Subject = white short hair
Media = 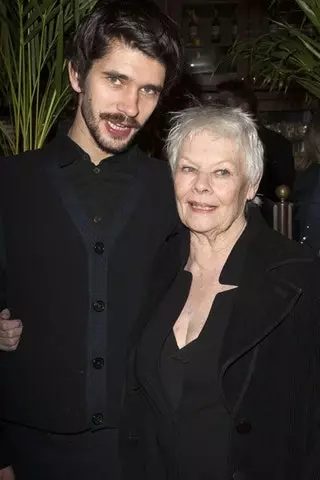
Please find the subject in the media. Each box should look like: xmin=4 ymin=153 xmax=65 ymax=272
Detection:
xmin=165 ymin=104 xmax=264 ymax=185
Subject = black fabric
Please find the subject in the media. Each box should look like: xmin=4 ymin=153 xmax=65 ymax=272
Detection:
xmin=0 ymin=134 xmax=186 ymax=476
xmin=2 ymin=424 xmax=120 ymax=480
xmin=125 ymin=207 xmax=320 ymax=480
xmin=62 ymin=136 xmax=138 ymax=227
xmin=140 ymin=222 xmax=245 ymax=480
xmin=159 ymin=291 xmax=236 ymax=480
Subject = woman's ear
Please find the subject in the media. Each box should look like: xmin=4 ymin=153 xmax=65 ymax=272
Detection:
xmin=246 ymin=181 xmax=260 ymax=202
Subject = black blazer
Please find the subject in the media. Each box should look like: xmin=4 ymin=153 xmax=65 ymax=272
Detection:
xmin=0 ymin=136 xmax=186 ymax=443
xmin=122 ymin=208 xmax=320 ymax=480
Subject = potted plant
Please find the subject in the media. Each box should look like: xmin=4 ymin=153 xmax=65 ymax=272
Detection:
xmin=0 ymin=0 xmax=96 ymax=156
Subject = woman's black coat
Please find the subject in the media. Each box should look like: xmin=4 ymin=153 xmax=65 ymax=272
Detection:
xmin=122 ymin=208 xmax=320 ymax=480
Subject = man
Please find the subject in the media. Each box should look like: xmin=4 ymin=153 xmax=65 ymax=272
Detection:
xmin=0 ymin=1 xmax=185 ymax=478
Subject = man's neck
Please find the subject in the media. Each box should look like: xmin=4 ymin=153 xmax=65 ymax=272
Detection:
xmin=68 ymin=123 xmax=111 ymax=166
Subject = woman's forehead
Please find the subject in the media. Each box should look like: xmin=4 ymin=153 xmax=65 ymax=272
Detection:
xmin=180 ymin=131 xmax=240 ymax=156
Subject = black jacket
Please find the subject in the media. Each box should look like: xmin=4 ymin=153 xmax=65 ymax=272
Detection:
xmin=122 ymin=208 xmax=320 ymax=480
xmin=0 ymin=136 xmax=185 ymax=466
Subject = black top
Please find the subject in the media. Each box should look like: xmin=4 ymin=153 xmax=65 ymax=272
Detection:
xmin=140 ymin=227 xmax=246 ymax=480
xmin=159 ymin=290 xmax=236 ymax=480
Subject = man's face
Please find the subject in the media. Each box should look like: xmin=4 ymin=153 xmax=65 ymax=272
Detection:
xmin=69 ymin=40 xmax=166 ymax=157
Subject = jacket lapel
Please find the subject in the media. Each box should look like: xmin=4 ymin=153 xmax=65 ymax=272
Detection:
xmin=217 ymin=209 xmax=308 ymax=413
xmin=218 ymin=270 xmax=302 ymax=411
xmin=136 ymin=270 xmax=192 ymax=414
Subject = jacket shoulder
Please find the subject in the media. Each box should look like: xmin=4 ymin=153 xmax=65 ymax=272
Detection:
xmin=0 ymin=141 xmax=54 ymax=170
xmin=249 ymin=207 xmax=316 ymax=263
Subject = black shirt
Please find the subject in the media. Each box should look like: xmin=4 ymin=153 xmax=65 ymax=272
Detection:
xmin=159 ymin=289 xmax=236 ymax=480
xmin=59 ymin=135 xmax=139 ymax=227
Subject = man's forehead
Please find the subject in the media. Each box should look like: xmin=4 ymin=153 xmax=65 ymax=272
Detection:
xmin=93 ymin=41 xmax=166 ymax=85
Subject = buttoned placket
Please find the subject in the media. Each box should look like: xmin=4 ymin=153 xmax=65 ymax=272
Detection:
xmin=89 ymin=158 xmax=107 ymax=427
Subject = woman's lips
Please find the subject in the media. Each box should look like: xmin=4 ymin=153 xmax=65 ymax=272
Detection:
xmin=188 ymin=201 xmax=217 ymax=212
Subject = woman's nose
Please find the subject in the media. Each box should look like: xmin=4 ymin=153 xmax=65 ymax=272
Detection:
xmin=194 ymin=172 xmax=211 ymax=193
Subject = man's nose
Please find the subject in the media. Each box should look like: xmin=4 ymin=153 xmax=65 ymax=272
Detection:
xmin=117 ymin=89 xmax=139 ymax=118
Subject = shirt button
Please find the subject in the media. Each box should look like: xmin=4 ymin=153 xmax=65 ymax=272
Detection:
xmin=93 ymin=216 xmax=102 ymax=224
xmin=92 ymin=413 xmax=104 ymax=425
xmin=236 ymin=420 xmax=252 ymax=434
xmin=94 ymin=242 xmax=105 ymax=254
xmin=92 ymin=357 xmax=105 ymax=369
xmin=93 ymin=300 xmax=105 ymax=312
xmin=93 ymin=166 xmax=100 ymax=174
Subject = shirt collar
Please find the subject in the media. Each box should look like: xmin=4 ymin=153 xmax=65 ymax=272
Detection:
xmin=53 ymin=134 xmax=140 ymax=168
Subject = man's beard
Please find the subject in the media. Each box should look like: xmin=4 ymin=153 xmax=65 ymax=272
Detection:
xmin=81 ymin=99 xmax=141 ymax=155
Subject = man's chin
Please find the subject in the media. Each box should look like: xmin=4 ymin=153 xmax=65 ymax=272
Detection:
xmin=99 ymin=133 xmax=137 ymax=155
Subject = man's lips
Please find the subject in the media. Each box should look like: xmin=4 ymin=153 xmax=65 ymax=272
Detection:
xmin=104 ymin=119 xmax=135 ymax=137
xmin=100 ymin=113 xmax=140 ymax=138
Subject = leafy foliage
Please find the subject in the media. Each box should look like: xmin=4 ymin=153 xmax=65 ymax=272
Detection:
xmin=231 ymin=0 xmax=320 ymax=100
xmin=0 ymin=0 xmax=96 ymax=155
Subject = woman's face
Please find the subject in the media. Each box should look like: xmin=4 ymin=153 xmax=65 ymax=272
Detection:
xmin=173 ymin=130 xmax=257 ymax=237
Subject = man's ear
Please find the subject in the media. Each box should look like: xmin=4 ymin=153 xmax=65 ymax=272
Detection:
xmin=68 ymin=62 xmax=82 ymax=94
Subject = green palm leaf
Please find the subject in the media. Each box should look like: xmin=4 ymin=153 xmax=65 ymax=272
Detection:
xmin=230 ymin=0 xmax=320 ymax=102
xmin=0 ymin=0 xmax=97 ymax=155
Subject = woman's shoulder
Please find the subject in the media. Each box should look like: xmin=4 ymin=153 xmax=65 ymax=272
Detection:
xmin=245 ymin=210 xmax=320 ymax=299
xmin=248 ymin=206 xmax=317 ymax=262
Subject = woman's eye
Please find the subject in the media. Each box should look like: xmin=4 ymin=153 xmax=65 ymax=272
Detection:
xmin=181 ymin=166 xmax=196 ymax=173
xmin=215 ymin=169 xmax=230 ymax=177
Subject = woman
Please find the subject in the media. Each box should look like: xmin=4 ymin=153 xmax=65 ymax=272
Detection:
xmin=125 ymin=105 xmax=320 ymax=480
xmin=292 ymin=110 xmax=320 ymax=252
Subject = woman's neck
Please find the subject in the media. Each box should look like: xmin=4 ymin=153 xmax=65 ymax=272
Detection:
xmin=187 ymin=216 xmax=247 ymax=274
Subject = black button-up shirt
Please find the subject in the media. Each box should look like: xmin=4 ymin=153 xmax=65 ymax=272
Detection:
xmin=56 ymin=135 xmax=141 ymax=429
xmin=60 ymin=136 xmax=137 ymax=228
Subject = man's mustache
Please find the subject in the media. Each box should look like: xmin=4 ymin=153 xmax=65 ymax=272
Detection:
xmin=100 ymin=113 xmax=141 ymax=129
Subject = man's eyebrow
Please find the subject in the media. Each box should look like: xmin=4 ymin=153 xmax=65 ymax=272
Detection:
xmin=102 ymin=70 xmax=129 ymax=80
